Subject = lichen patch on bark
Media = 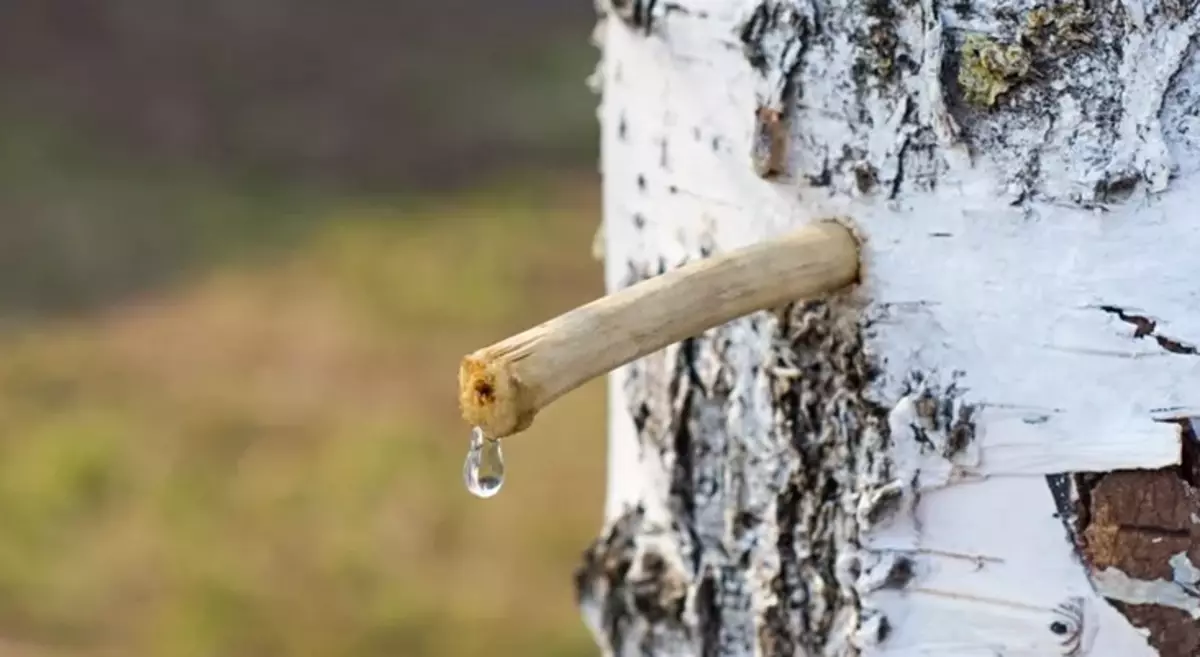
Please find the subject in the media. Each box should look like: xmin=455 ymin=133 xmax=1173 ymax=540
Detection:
xmin=943 ymin=0 xmax=1200 ymax=204
xmin=725 ymin=0 xmax=1200 ymax=205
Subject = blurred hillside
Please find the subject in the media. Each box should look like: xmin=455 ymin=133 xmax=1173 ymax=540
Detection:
xmin=0 ymin=175 xmax=608 ymax=657
xmin=0 ymin=3 xmax=607 ymax=657
xmin=0 ymin=1 xmax=597 ymax=191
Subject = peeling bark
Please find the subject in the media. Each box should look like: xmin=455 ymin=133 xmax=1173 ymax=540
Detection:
xmin=581 ymin=0 xmax=1200 ymax=654
xmin=1075 ymin=422 xmax=1200 ymax=657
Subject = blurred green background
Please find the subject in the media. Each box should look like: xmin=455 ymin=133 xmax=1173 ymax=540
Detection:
xmin=0 ymin=4 xmax=607 ymax=656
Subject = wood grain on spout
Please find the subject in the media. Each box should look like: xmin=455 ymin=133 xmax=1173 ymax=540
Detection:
xmin=459 ymin=220 xmax=860 ymax=439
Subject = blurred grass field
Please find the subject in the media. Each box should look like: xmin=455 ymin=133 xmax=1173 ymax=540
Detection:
xmin=0 ymin=129 xmax=608 ymax=657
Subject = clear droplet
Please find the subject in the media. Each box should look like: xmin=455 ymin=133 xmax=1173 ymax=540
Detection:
xmin=463 ymin=426 xmax=505 ymax=498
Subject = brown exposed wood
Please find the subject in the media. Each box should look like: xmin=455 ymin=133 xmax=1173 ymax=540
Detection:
xmin=1110 ymin=603 xmax=1200 ymax=657
xmin=1080 ymin=421 xmax=1200 ymax=657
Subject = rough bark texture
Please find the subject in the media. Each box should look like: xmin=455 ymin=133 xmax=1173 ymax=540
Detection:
xmin=578 ymin=0 xmax=1200 ymax=654
xmin=577 ymin=298 xmax=892 ymax=656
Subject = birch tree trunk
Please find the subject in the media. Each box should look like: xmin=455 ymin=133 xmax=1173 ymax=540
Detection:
xmin=574 ymin=0 xmax=1200 ymax=655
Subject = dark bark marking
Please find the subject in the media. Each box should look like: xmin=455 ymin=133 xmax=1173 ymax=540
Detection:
xmin=633 ymin=402 xmax=652 ymax=432
xmin=1050 ymin=597 xmax=1090 ymax=657
xmin=695 ymin=570 xmax=721 ymax=657
xmin=631 ymin=550 xmax=687 ymax=622
xmin=575 ymin=506 xmax=643 ymax=654
xmin=1182 ymin=422 xmax=1200 ymax=485
xmin=607 ymin=0 xmax=660 ymax=33
xmin=805 ymin=166 xmax=833 ymax=188
xmin=661 ymin=2 xmax=691 ymax=18
xmin=859 ymin=480 xmax=904 ymax=529
xmin=753 ymin=108 xmax=790 ymax=179
xmin=577 ymin=506 xmax=697 ymax=656
xmin=944 ymin=404 xmax=976 ymax=457
xmin=879 ymin=555 xmax=915 ymax=589
xmin=1095 ymin=174 xmax=1140 ymax=204
xmin=1046 ymin=473 xmax=1090 ymax=560
xmin=738 ymin=3 xmax=775 ymax=73
xmin=740 ymin=0 xmax=813 ymax=179
xmin=764 ymin=299 xmax=892 ymax=653
xmin=761 ymin=478 xmax=802 ymax=657
xmin=674 ymin=327 xmax=759 ymax=655
xmin=668 ymin=338 xmax=701 ymax=529
xmin=902 ymin=372 xmax=976 ymax=459
xmin=874 ymin=614 xmax=891 ymax=642
xmin=853 ymin=162 xmax=878 ymax=194
xmin=856 ymin=0 xmax=912 ymax=84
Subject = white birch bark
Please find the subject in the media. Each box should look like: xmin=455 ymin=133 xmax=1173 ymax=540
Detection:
xmin=575 ymin=0 xmax=1200 ymax=655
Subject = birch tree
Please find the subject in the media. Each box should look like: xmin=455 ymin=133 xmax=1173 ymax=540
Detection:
xmin=574 ymin=0 xmax=1200 ymax=654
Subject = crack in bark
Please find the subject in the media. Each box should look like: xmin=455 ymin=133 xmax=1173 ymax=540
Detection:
xmin=1099 ymin=304 xmax=1199 ymax=355
xmin=1155 ymin=335 xmax=1199 ymax=355
xmin=1100 ymin=304 xmax=1159 ymax=338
